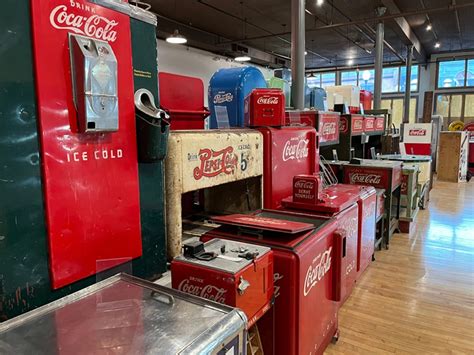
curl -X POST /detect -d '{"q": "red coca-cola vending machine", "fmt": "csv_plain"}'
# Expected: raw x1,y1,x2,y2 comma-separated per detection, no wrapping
202,207,359,355
285,110,340,147
282,175,376,280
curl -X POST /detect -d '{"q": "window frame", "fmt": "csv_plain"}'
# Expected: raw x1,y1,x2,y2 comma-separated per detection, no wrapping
434,92,474,123
435,57,474,90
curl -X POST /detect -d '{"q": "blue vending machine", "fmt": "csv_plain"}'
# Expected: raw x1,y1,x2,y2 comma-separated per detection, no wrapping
209,66,267,128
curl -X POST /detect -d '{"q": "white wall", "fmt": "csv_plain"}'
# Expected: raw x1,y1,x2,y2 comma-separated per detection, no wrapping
157,40,274,105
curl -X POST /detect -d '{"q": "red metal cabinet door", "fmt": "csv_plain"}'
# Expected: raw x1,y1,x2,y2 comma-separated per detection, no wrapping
358,192,376,275
31,0,142,289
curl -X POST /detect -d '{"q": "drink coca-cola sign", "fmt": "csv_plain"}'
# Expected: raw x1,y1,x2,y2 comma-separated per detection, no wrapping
409,129,427,136
352,118,363,132
282,138,309,162
256,96,279,105
294,180,314,189
49,4,118,42
213,93,233,104
350,173,382,185
321,122,337,136
178,279,227,303
193,146,238,180
303,247,332,297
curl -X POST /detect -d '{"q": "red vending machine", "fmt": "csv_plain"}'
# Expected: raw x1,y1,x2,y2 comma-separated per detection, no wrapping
282,175,376,280
202,207,359,355
30,0,143,289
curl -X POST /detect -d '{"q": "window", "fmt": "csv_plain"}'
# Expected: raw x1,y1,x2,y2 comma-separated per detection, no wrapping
437,59,470,88
467,59,474,87
382,67,400,93
434,93,470,122
340,65,418,93
341,71,358,86
321,72,336,88
306,72,335,88
359,69,374,92
381,97,417,127
400,65,419,92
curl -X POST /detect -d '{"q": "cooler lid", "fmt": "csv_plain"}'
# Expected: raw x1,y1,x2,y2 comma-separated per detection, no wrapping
378,154,432,162
281,184,360,213
350,159,402,168
0,274,245,354
211,214,315,234
174,239,271,274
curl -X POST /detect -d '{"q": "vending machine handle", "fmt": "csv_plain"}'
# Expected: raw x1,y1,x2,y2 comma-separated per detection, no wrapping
332,230,346,303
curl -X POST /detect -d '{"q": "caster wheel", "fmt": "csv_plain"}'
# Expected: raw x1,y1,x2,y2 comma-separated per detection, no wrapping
372,254,376,262
331,330,340,344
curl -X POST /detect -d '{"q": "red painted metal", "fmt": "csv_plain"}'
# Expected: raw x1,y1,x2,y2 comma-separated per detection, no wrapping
351,115,365,135
291,174,324,205
170,239,274,327
375,115,385,132
159,72,209,130
211,214,315,234
258,126,319,209
343,164,402,192
285,111,340,146
30,0,142,289
202,206,360,355
282,182,376,278
364,116,375,132
359,90,373,111
245,89,285,127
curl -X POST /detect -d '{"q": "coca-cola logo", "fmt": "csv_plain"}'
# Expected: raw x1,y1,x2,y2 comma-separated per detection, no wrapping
294,180,314,189
213,93,233,104
375,118,384,130
409,129,427,136
282,138,309,162
365,119,374,129
49,5,118,42
321,122,337,136
193,146,238,180
304,247,332,297
178,279,227,303
339,118,348,133
274,273,284,299
353,119,363,130
350,173,382,185
256,96,279,105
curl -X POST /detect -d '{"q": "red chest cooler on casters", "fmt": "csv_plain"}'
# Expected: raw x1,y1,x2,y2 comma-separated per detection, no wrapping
171,238,274,327
282,175,376,282
257,126,319,209
202,206,359,355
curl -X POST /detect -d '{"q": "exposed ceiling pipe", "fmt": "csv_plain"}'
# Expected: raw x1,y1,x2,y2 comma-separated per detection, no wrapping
197,0,331,62
362,24,405,62
419,0,439,41
452,0,464,49
218,2,474,45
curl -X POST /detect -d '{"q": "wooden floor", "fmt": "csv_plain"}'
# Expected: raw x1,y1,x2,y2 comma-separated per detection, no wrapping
325,181,474,354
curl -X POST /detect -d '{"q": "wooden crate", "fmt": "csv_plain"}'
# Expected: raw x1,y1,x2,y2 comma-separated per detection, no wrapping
437,131,469,182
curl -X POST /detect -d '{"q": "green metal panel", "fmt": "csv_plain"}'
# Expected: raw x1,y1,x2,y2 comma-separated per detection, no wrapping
130,18,169,278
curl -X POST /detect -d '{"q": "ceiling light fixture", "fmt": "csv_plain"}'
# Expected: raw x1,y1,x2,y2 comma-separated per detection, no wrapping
348,58,354,66
234,55,251,62
305,51,308,55
435,42,441,49
426,24,432,31
316,0,324,6
166,30,187,44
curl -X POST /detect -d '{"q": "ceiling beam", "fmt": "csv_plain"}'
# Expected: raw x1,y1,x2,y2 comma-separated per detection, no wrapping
380,0,427,61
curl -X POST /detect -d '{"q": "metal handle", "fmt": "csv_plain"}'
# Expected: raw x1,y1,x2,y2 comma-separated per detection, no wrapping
332,230,345,303
150,290,175,305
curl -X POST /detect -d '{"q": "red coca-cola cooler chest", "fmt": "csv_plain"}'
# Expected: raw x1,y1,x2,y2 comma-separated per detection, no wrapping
171,238,273,327
285,110,340,146
282,176,376,280
343,161,402,192
258,126,319,209
245,88,286,127
203,206,359,355
159,72,209,130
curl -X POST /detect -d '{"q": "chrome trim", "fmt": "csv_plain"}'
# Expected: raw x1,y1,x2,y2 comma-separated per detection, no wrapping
88,0,158,26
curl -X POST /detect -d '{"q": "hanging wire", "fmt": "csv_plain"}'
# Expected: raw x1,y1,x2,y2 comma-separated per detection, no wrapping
319,156,338,188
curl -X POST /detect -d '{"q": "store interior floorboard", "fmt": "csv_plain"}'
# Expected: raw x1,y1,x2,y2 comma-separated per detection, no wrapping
326,180,474,354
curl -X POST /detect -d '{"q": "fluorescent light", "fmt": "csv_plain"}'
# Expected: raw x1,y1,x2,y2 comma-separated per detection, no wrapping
426,24,432,31
316,0,324,6
166,30,187,44
234,55,251,62
435,42,441,48
362,70,371,81
305,51,308,55
347,59,354,66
